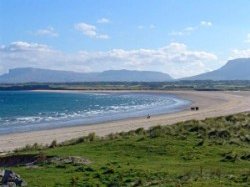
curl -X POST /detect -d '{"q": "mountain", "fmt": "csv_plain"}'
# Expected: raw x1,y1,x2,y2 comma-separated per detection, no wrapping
184,58,250,80
0,68,173,83
97,70,172,82
0,68,97,83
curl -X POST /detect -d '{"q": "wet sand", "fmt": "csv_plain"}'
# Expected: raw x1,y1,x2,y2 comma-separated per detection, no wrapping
0,91,250,153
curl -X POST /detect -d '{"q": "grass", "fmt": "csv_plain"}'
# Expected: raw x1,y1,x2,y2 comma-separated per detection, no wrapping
1,113,250,186
1,80,250,91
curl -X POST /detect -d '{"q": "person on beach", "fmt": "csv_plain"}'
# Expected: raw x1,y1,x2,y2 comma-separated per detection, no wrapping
147,114,151,119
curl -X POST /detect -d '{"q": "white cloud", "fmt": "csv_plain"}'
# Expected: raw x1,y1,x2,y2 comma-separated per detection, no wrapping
74,22,109,39
2,41,51,52
169,21,212,36
200,21,213,27
230,48,250,59
0,41,217,78
74,23,97,37
97,18,110,24
35,27,58,37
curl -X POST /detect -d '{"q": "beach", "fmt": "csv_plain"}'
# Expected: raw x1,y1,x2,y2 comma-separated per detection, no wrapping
0,90,250,153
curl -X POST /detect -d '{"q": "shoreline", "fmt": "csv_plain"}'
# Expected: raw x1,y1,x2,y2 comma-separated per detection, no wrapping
0,90,250,153
0,91,190,135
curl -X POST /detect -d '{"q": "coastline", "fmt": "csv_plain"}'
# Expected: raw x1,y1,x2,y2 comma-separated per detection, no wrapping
0,91,190,135
0,90,250,153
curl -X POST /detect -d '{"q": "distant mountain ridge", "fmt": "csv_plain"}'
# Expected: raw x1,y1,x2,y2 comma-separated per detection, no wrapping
1,58,249,83
184,58,250,80
0,68,173,83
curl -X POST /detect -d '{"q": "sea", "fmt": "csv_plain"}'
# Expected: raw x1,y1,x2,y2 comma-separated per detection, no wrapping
0,91,190,134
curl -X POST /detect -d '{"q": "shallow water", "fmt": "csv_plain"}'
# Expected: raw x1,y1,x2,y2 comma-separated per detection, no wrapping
0,91,190,134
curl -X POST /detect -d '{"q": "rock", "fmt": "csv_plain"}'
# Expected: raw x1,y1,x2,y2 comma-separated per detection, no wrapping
48,156,91,165
0,169,27,186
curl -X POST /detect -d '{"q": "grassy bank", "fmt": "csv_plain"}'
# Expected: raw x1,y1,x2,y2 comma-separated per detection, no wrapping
1,80,250,91
1,113,250,186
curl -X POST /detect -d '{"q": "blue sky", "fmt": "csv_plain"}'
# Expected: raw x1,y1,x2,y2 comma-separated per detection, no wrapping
1,0,250,78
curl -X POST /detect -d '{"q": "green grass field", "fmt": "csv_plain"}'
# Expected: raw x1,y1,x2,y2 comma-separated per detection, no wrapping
1,80,250,91
1,113,250,186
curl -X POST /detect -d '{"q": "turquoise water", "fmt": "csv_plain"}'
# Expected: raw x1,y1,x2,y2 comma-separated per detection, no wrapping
0,91,190,134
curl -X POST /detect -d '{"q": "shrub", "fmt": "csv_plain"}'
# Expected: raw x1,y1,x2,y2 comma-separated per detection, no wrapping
240,153,250,161
135,128,146,135
225,115,236,122
149,125,164,138
119,131,127,137
32,142,44,150
103,167,115,174
133,178,144,186
37,151,47,163
74,137,85,144
221,151,238,162
14,143,46,152
50,140,57,148
56,164,66,169
107,133,119,140
87,132,96,142
196,139,204,146
70,176,80,187
188,125,207,135
208,129,231,139
76,166,94,172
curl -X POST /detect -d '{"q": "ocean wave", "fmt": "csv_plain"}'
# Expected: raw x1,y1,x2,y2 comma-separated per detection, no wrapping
0,92,190,134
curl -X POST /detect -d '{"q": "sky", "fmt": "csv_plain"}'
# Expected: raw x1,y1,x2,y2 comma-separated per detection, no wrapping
1,0,250,78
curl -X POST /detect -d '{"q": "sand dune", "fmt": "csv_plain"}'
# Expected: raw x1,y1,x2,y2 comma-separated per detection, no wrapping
0,91,250,153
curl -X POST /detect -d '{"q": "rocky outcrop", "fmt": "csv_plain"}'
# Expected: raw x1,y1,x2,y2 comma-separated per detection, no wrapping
0,170,27,186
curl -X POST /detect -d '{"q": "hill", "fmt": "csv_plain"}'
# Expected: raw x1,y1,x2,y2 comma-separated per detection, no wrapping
0,68,172,83
185,58,250,80
2,113,250,186
97,69,172,82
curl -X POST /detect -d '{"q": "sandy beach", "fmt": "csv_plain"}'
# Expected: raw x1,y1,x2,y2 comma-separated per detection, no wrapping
0,90,250,153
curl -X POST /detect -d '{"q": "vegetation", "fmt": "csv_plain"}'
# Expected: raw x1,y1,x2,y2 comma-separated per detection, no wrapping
1,80,250,91
1,112,250,186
